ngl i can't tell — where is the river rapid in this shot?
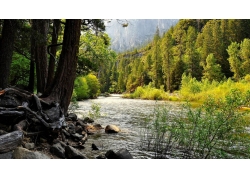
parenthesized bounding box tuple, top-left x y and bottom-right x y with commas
(75, 94, 183, 159)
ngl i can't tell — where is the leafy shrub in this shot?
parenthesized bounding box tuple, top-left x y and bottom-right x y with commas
(74, 76, 90, 100)
(139, 89, 250, 159)
(85, 73, 100, 98)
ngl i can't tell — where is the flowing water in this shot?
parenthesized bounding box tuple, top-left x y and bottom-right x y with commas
(75, 94, 183, 159)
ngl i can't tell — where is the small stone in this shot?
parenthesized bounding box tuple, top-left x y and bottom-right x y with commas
(24, 143, 35, 150)
(62, 129, 70, 137)
(75, 125, 83, 134)
(96, 154, 106, 159)
(68, 113, 78, 121)
(71, 133, 83, 141)
(92, 143, 99, 151)
(82, 117, 94, 123)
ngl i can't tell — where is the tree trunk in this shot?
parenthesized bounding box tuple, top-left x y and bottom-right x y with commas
(0, 20, 18, 89)
(44, 20, 81, 115)
(27, 29, 35, 93)
(32, 19, 49, 94)
(47, 19, 61, 89)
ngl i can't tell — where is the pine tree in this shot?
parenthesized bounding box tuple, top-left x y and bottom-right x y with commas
(202, 53, 223, 82)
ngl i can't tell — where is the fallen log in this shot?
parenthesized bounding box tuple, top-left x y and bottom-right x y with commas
(0, 130, 23, 153)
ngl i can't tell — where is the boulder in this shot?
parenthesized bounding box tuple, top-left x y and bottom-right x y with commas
(0, 151, 13, 159)
(105, 125, 120, 133)
(116, 148, 133, 159)
(50, 143, 65, 159)
(12, 147, 51, 159)
(105, 150, 120, 159)
(65, 145, 86, 159)
(105, 149, 133, 159)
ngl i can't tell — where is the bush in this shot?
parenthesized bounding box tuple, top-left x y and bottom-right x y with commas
(74, 76, 90, 100)
(126, 85, 170, 100)
(85, 73, 100, 98)
(139, 89, 250, 159)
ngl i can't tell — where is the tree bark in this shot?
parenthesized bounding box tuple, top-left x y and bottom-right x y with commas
(32, 19, 49, 94)
(44, 20, 81, 115)
(47, 19, 61, 89)
(0, 20, 18, 89)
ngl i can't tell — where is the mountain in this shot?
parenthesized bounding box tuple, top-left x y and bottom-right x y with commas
(105, 19, 179, 52)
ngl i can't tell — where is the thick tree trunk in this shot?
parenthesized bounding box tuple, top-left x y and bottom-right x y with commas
(47, 19, 61, 89)
(27, 31, 35, 93)
(32, 19, 49, 94)
(44, 20, 81, 115)
(0, 20, 18, 89)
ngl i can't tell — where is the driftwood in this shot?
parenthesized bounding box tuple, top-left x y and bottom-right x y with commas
(0, 130, 23, 153)
(0, 87, 66, 154)
(0, 87, 65, 129)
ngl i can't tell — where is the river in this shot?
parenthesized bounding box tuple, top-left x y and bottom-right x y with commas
(74, 94, 183, 159)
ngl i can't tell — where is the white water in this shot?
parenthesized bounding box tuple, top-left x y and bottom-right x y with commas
(75, 94, 182, 159)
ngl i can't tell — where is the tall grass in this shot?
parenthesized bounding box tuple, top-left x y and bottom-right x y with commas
(139, 89, 250, 159)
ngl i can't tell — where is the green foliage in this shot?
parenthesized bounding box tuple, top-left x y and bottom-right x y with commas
(74, 76, 90, 100)
(180, 73, 250, 102)
(85, 73, 101, 98)
(202, 53, 223, 82)
(88, 102, 101, 119)
(123, 83, 175, 101)
(9, 52, 30, 87)
(140, 90, 250, 158)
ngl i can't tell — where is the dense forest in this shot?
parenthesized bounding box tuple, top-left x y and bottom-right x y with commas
(107, 19, 250, 98)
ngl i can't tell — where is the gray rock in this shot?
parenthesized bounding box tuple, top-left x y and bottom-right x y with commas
(62, 129, 70, 137)
(68, 123, 76, 134)
(75, 125, 83, 134)
(71, 133, 83, 141)
(96, 154, 106, 159)
(24, 143, 35, 150)
(0, 151, 13, 159)
(76, 121, 87, 128)
(12, 147, 50, 159)
(105, 125, 120, 133)
(105, 150, 120, 159)
(50, 143, 65, 158)
(0, 130, 8, 136)
(68, 113, 77, 121)
(65, 145, 86, 159)
(82, 117, 94, 123)
(116, 148, 133, 159)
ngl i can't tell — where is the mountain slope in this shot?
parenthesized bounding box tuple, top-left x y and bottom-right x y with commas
(105, 19, 179, 52)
